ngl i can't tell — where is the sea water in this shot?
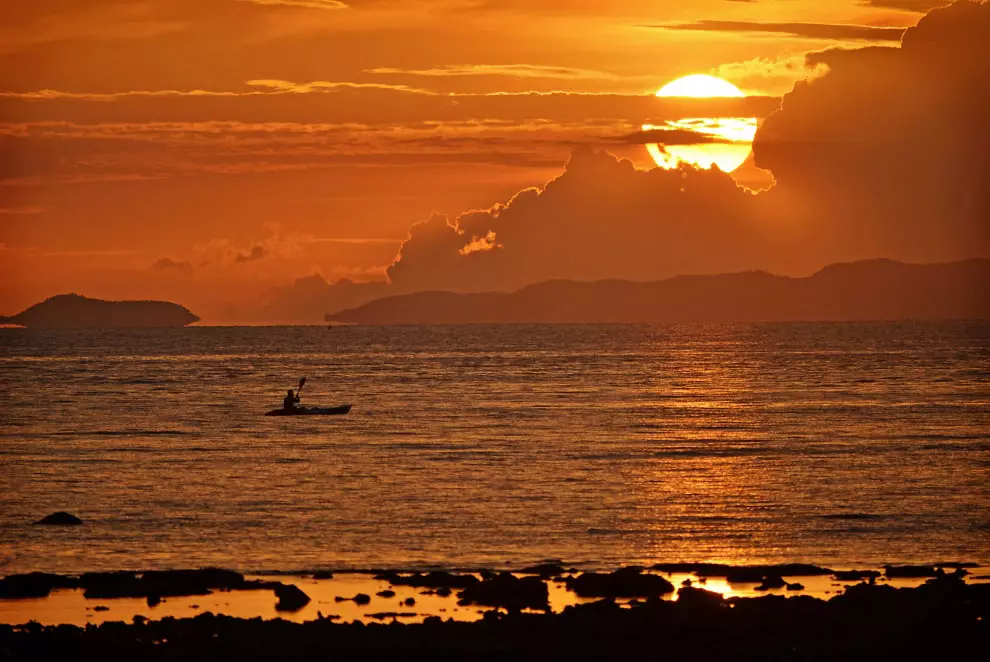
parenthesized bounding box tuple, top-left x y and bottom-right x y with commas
(1, 323, 988, 574)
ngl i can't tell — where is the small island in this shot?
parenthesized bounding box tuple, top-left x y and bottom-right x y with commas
(0, 294, 199, 328)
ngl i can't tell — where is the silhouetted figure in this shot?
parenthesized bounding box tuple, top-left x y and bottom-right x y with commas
(283, 389, 300, 412)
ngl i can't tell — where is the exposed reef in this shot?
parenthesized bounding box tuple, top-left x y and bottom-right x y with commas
(2, 574, 985, 660)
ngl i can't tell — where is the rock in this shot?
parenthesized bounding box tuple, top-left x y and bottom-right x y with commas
(374, 571, 479, 590)
(457, 573, 550, 612)
(0, 572, 76, 599)
(312, 571, 334, 580)
(755, 576, 787, 591)
(518, 563, 566, 578)
(677, 586, 725, 609)
(376, 590, 396, 598)
(33, 512, 83, 526)
(834, 570, 882, 582)
(78, 568, 246, 600)
(81, 572, 143, 599)
(565, 569, 675, 598)
(786, 583, 805, 591)
(403, 597, 415, 607)
(147, 595, 161, 607)
(652, 563, 832, 579)
(884, 565, 939, 578)
(93, 605, 109, 612)
(141, 569, 244, 597)
(273, 584, 311, 612)
(334, 593, 370, 605)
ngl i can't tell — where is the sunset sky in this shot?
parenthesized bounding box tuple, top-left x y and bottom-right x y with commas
(1, 0, 987, 323)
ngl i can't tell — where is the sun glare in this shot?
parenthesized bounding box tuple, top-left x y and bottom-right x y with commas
(647, 74, 753, 173)
(656, 74, 744, 99)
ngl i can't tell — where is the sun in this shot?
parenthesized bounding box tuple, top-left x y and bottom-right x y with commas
(656, 74, 745, 99)
(646, 74, 755, 173)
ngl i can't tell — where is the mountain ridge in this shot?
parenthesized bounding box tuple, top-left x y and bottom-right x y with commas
(326, 259, 990, 325)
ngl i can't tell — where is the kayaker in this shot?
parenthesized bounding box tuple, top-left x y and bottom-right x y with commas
(283, 389, 300, 412)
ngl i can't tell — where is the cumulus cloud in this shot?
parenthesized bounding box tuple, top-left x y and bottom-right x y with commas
(381, 148, 770, 293)
(754, 0, 990, 261)
(325, 0, 988, 305)
(234, 245, 270, 263)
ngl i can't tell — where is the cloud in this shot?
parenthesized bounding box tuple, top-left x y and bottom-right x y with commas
(646, 20, 907, 41)
(619, 129, 721, 145)
(712, 53, 829, 96)
(151, 257, 194, 274)
(382, 149, 769, 293)
(752, 0, 990, 259)
(234, 245, 270, 263)
(240, 0, 347, 8)
(351, 1, 990, 298)
(367, 64, 626, 81)
(860, 1, 950, 11)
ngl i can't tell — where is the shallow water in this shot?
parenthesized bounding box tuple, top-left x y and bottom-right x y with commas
(1, 323, 988, 574)
(0, 570, 961, 627)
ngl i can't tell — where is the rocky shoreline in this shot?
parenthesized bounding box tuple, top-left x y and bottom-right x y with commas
(1, 569, 986, 660)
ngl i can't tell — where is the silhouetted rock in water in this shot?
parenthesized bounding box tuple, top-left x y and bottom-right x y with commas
(651, 563, 832, 579)
(375, 571, 480, 590)
(81, 572, 144, 599)
(33, 512, 82, 526)
(78, 568, 247, 600)
(565, 568, 675, 598)
(457, 573, 550, 612)
(326, 259, 990, 325)
(273, 584, 310, 612)
(518, 563, 566, 578)
(834, 569, 882, 581)
(0, 572, 75, 599)
(334, 593, 371, 605)
(311, 571, 334, 580)
(146, 595, 161, 608)
(755, 576, 788, 591)
(1, 294, 199, 328)
(676, 586, 726, 609)
(885, 565, 940, 578)
(403, 597, 416, 607)
(786, 582, 805, 591)
(376, 590, 396, 598)
(91, 605, 108, 612)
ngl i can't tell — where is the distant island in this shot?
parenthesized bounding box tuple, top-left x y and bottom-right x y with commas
(326, 259, 990, 325)
(0, 294, 200, 328)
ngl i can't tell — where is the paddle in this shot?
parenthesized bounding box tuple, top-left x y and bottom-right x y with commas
(297, 377, 307, 396)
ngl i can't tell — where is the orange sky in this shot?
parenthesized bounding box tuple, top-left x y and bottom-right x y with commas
(1, 0, 986, 323)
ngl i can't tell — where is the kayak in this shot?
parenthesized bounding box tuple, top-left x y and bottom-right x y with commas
(265, 405, 352, 417)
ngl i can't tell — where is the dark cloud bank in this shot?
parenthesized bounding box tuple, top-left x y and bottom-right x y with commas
(265, 1, 990, 323)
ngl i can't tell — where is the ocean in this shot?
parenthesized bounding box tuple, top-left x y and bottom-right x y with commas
(1, 322, 987, 575)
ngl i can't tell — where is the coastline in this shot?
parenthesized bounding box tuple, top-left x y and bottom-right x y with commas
(1, 566, 986, 660)
(2, 562, 985, 627)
